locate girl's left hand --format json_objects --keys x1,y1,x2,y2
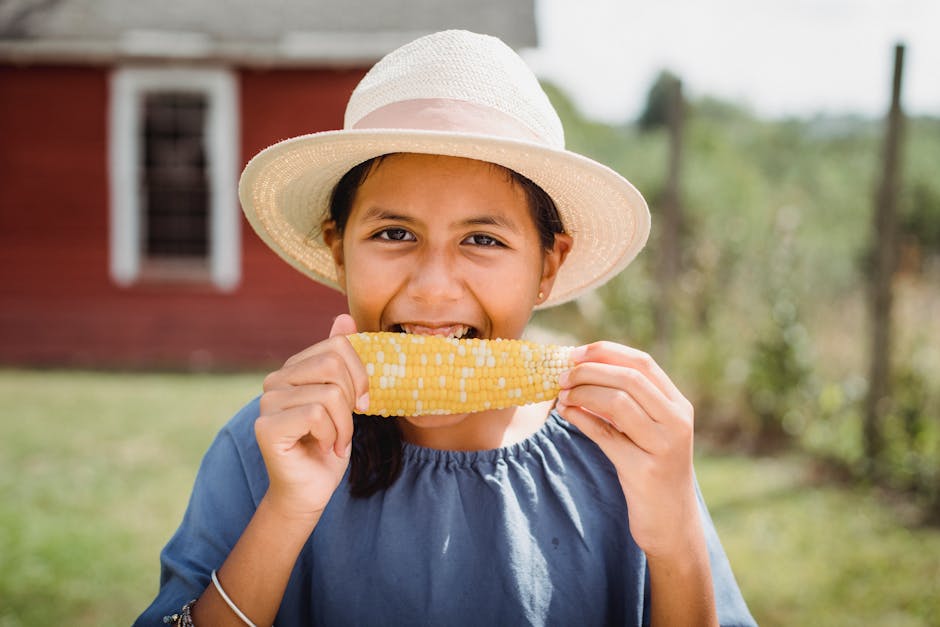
[{"x1": 556, "y1": 341, "x2": 700, "y2": 560}]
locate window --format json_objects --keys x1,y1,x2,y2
[
  {"x1": 109, "y1": 68, "x2": 239, "y2": 290},
  {"x1": 143, "y1": 92, "x2": 210, "y2": 259}
]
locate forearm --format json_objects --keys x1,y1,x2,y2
[
  {"x1": 190, "y1": 495, "x2": 320, "y2": 627},
  {"x1": 647, "y1": 517, "x2": 718, "y2": 627}
]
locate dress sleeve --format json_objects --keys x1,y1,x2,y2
[
  {"x1": 696, "y1": 479, "x2": 758, "y2": 627},
  {"x1": 133, "y1": 398, "x2": 267, "y2": 626},
  {"x1": 637, "y1": 478, "x2": 756, "y2": 627}
]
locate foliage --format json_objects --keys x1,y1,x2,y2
[
  {"x1": 636, "y1": 69, "x2": 682, "y2": 131},
  {"x1": 901, "y1": 180, "x2": 940, "y2": 261},
  {"x1": 899, "y1": 117, "x2": 940, "y2": 258},
  {"x1": 743, "y1": 205, "x2": 814, "y2": 450},
  {"x1": 744, "y1": 306, "x2": 813, "y2": 449},
  {"x1": 535, "y1": 79, "x2": 940, "y2": 511},
  {"x1": 880, "y1": 363, "x2": 940, "y2": 517}
]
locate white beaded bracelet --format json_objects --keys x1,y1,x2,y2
[{"x1": 211, "y1": 569, "x2": 258, "y2": 627}]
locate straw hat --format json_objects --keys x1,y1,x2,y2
[{"x1": 239, "y1": 29, "x2": 650, "y2": 308}]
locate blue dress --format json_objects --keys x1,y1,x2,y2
[{"x1": 135, "y1": 398, "x2": 756, "y2": 626}]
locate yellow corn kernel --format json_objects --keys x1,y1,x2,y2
[{"x1": 347, "y1": 332, "x2": 574, "y2": 417}]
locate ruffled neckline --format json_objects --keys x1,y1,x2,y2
[{"x1": 401, "y1": 410, "x2": 570, "y2": 467}]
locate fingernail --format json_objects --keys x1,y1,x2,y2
[
  {"x1": 569, "y1": 346, "x2": 587, "y2": 362},
  {"x1": 558, "y1": 371, "x2": 570, "y2": 388},
  {"x1": 356, "y1": 393, "x2": 370, "y2": 413},
  {"x1": 557, "y1": 389, "x2": 569, "y2": 404}
]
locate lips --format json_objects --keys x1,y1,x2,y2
[{"x1": 394, "y1": 323, "x2": 476, "y2": 339}]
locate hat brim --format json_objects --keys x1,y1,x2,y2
[{"x1": 238, "y1": 129, "x2": 650, "y2": 309}]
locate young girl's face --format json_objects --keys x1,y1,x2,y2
[{"x1": 327, "y1": 153, "x2": 569, "y2": 342}]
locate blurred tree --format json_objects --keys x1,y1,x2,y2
[
  {"x1": 745, "y1": 207, "x2": 812, "y2": 452},
  {"x1": 638, "y1": 70, "x2": 682, "y2": 131},
  {"x1": 900, "y1": 179, "x2": 940, "y2": 269}
]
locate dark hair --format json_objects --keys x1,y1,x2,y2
[{"x1": 328, "y1": 153, "x2": 565, "y2": 498}]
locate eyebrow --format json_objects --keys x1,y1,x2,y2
[
  {"x1": 360, "y1": 207, "x2": 520, "y2": 233},
  {"x1": 459, "y1": 214, "x2": 520, "y2": 233},
  {"x1": 359, "y1": 207, "x2": 418, "y2": 224}
]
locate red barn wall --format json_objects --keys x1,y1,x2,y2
[{"x1": 0, "y1": 64, "x2": 367, "y2": 369}]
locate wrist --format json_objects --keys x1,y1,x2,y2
[
  {"x1": 258, "y1": 492, "x2": 323, "y2": 533},
  {"x1": 646, "y1": 525, "x2": 718, "y2": 627},
  {"x1": 644, "y1": 513, "x2": 710, "y2": 574},
  {"x1": 629, "y1": 482, "x2": 704, "y2": 559}
]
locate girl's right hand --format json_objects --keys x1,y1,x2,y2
[{"x1": 255, "y1": 314, "x2": 369, "y2": 521}]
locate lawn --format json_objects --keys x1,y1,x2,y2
[{"x1": 1, "y1": 369, "x2": 938, "y2": 626}]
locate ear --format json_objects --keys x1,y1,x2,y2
[
  {"x1": 537, "y1": 233, "x2": 572, "y2": 304},
  {"x1": 321, "y1": 219, "x2": 346, "y2": 289}
]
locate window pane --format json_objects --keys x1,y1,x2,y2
[{"x1": 142, "y1": 92, "x2": 209, "y2": 258}]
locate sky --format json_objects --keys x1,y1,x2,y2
[{"x1": 521, "y1": 0, "x2": 940, "y2": 123}]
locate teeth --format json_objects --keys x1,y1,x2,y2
[{"x1": 400, "y1": 324, "x2": 471, "y2": 339}]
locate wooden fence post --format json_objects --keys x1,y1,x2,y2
[
  {"x1": 654, "y1": 77, "x2": 685, "y2": 359},
  {"x1": 864, "y1": 43, "x2": 906, "y2": 472}
]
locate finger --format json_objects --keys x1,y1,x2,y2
[
  {"x1": 314, "y1": 381, "x2": 356, "y2": 457},
  {"x1": 562, "y1": 362, "x2": 680, "y2": 427},
  {"x1": 256, "y1": 402, "x2": 339, "y2": 456},
  {"x1": 262, "y1": 377, "x2": 358, "y2": 458},
  {"x1": 266, "y1": 350, "x2": 356, "y2": 406},
  {"x1": 261, "y1": 382, "x2": 347, "y2": 416},
  {"x1": 327, "y1": 314, "x2": 371, "y2": 415},
  {"x1": 558, "y1": 384, "x2": 663, "y2": 454},
  {"x1": 557, "y1": 402, "x2": 643, "y2": 463},
  {"x1": 261, "y1": 383, "x2": 355, "y2": 457},
  {"x1": 570, "y1": 342, "x2": 686, "y2": 404},
  {"x1": 270, "y1": 337, "x2": 370, "y2": 413},
  {"x1": 281, "y1": 313, "x2": 358, "y2": 369},
  {"x1": 329, "y1": 313, "x2": 358, "y2": 338}
]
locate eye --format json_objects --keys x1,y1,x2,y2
[
  {"x1": 462, "y1": 233, "x2": 505, "y2": 247},
  {"x1": 374, "y1": 227, "x2": 415, "y2": 242}
]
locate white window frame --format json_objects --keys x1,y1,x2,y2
[{"x1": 109, "y1": 66, "x2": 240, "y2": 291}]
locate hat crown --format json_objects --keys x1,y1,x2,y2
[{"x1": 344, "y1": 30, "x2": 564, "y2": 149}]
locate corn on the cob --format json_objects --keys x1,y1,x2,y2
[{"x1": 347, "y1": 332, "x2": 574, "y2": 417}]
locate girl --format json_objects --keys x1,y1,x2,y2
[{"x1": 138, "y1": 30, "x2": 755, "y2": 626}]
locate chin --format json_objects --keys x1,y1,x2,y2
[{"x1": 397, "y1": 413, "x2": 468, "y2": 430}]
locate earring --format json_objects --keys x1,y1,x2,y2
[{"x1": 538, "y1": 291, "x2": 544, "y2": 300}]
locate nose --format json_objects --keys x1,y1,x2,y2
[{"x1": 405, "y1": 246, "x2": 464, "y2": 304}]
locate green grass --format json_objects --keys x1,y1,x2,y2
[
  {"x1": 0, "y1": 369, "x2": 260, "y2": 626},
  {"x1": 698, "y1": 455, "x2": 940, "y2": 626},
  {"x1": 1, "y1": 369, "x2": 938, "y2": 626}
]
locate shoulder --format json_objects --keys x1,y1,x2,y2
[
  {"x1": 133, "y1": 396, "x2": 268, "y2": 625},
  {"x1": 216, "y1": 395, "x2": 262, "y2": 449},
  {"x1": 195, "y1": 395, "x2": 268, "y2": 504}
]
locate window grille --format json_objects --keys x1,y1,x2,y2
[{"x1": 142, "y1": 92, "x2": 210, "y2": 258}]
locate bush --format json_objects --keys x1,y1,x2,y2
[{"x1": 536, "y1": 78, "x2": 940, "y2": 512}]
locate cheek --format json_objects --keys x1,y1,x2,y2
[
  {"x1": 498, "y1": 248, "x2": 544, "y2": 291},
  {"x1": 474, "y1": 263, "x2": 532, "y2": 295},
  {"x1": 471, "y1": 251, "x2": 543, "y2": 326},
  {"x1": 342, "y1": 249, "x2": 399, "y2": 318}
]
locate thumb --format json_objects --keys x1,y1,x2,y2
[{"x1": 329, "y1": 313, "x2": 358, "y2": 338}]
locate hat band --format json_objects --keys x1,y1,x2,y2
[{"x1": 350, "y1": 98, "x2": 547, "y2": 145}]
